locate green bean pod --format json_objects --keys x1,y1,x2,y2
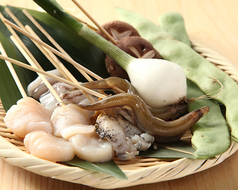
[
  {"x1": 187, "y1": 80, "x2": 230, "y2": 159},
  {"x1": 158, "y1": 12, "x2": 191, "y2": 47}
]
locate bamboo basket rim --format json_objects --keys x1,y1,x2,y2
[{"x1": 0, "y1": 40, "x2": 238, "y2": 189}]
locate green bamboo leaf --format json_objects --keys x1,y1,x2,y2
[
  {"x1": 0, "y1": 5, "x2": 109, "y2": 111},
  {"x1": 63, "y1": 157, "x2": 127, "y2": 180},
  {"x1": 140, "y1": 141, "x2": 195, "y2": 159}
]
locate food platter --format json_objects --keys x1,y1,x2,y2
[
  {"x1": 1, "y1": 0, "x2": 238, "y2": 189},
  {"x1": 1, "y1": 38, "x2": 238, "y2": 189}
]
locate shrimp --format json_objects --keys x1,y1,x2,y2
[
  {"x1": 4, "y1": 97, "x2": 52, "y2": 138},
  {"x1": 24, "y1": 131, "x2": 75, "y2": 162}
]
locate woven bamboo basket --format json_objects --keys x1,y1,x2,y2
[{"x1": 0, "y1": 40, "x2": 238, "y2": 189}]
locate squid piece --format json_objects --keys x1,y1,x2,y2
[
  {"x1": 4, "y1": 97, "x2": 52, "y2": 138},
  {"x1": 82, "y1": 77, "x2": 188, "y2": 120},
  {"x1": 24, "y1": 131, "x2": 75, "y2": 162},
  {"x1": 51, "y1": 104, "x2": 91, "y2": 137},
  {"x1": 79, "y1": 93, "x2": 209, "y2": 143},
  {"x1": 40, "y1": 82, "x2": 94, "y2": 112},
  {"x1": 27, "y1": 69, "x2": 63, "y2": 99}
]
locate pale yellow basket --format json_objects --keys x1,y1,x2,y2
[{"x1": 0, "y1": 41, "x2": 238, "y2": 189}]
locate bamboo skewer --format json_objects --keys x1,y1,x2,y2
[
  {"x1": 72, "y1": 16, "x2": 98, "y2": 31},
  {"x1": 5, "y1": 7, "x2": 97, "y2": 104},
  {"x1": 0, "y1": 54, "x2": 107, "y2": 99},
  {"x1": 22, "y1": 9, "x2": 94, "y2": 83},
  {"x1": 0, "y1": 43, "x2": 27, "y2": 98},
  {"x1": 10, "y1": 36, "x2": 65, "y2": 106},
  {"x1": 26, "y1": 27, "x2": 72, "y2": 81},
  {"x1": 3, "y1": 19, "x2": 103, "y2": 81},
  {"x1": 1, "y1": 8, "x2": 109, "y2": 113},
  {"x1": 72, "y1": 0, "x2": 118, "y2": 45},
  {"x1": 0, "y1": 11, "x2": 107, "y2": 100},
  {"x1": 20, "y1": 15, "x2": 96, "y2": 103},
  {"x1": 25, "y1": 26, "x2": 97, "y2": 103},
  {"x1": 0, "y1": 13, "x2": 39, "y2": 72},
  {"x1": 5, "y1": 8, "x2": 72, "y2": 82},
  {"x1": 5, "y1": 8, "x2": 25, "y2": 29},
  {"x1": 0, "y1": 12, "x2": 65, "y2": 106}
]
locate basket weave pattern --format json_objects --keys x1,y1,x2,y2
[{"x1": 0, "y1": 41, "x2": 238, "y2": 189}]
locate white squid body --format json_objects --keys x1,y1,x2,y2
[
  {"x1": 24, "y1": 131, "x2": 75, "y2": 162},
  {"x1": 51, "y1": 104, "x2": 91, "y2": 137},
  {"x1": 27, "y1": 69, "x2": 63, "y2": 100},
  {"x1": 4, "y1": 97, "x2": 52, "y2": 138},
  {"x1": 39, "y1": 82, "x2": 91, "y2": 112}
]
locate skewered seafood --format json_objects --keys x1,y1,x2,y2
[
  {"x1": 40, "y1": 82, "x2": 95, "y2": 112},
  {"x1": 5, "y1": 68, "x2": 207, "y2": 162},
  {"x1": 4, "y1": 97, "x2": 52, "y2": 138},
  {"x1": 24, "y1": 131, "x2": 75, "y2": 162},
  {"x1": 51, "y1": 103, "x2": 91, "y2": 137},
  {"x1": 69, "y1": 132, "x2": 114, "y2": 162},
  {"x1": 27, "y1": 69, "x2": 63, "y2": 99}
]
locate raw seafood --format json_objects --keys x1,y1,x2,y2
[
  {"x1": 40, "y1": 82, "x2": 93, "y2": 112},
  {"x1": 69, "y1": 132, "x2": 114, "y2": 162},
  {"x1": 51, "y1": 103, "x2": 91, "y2": 137},
  {"x1": 83, "y1": 77, "x2": 188, "y2": 120},
  {"x1": 27, "y1": 69, "x2": 63, "y2": 99},
  {"x1": 4, "y1": 97, "x2": 52, "y2": 138},
  {"x1": 24, "y1": 131, "x2": 75, "y2": 162}
]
